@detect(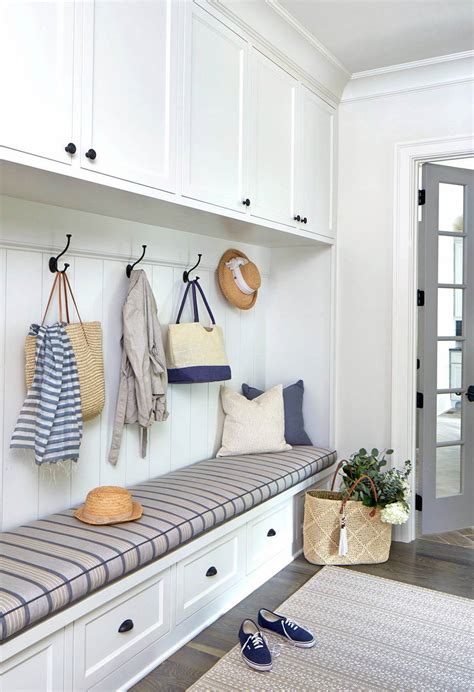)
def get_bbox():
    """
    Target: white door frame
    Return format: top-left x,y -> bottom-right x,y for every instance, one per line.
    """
391,135 -> 473,543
